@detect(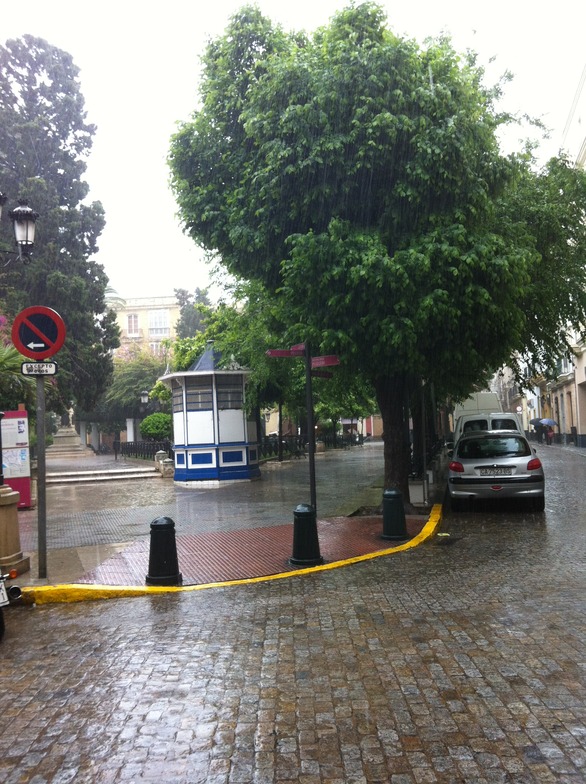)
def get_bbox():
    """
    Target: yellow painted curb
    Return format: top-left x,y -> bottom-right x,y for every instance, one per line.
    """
23,504 -> 443,605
